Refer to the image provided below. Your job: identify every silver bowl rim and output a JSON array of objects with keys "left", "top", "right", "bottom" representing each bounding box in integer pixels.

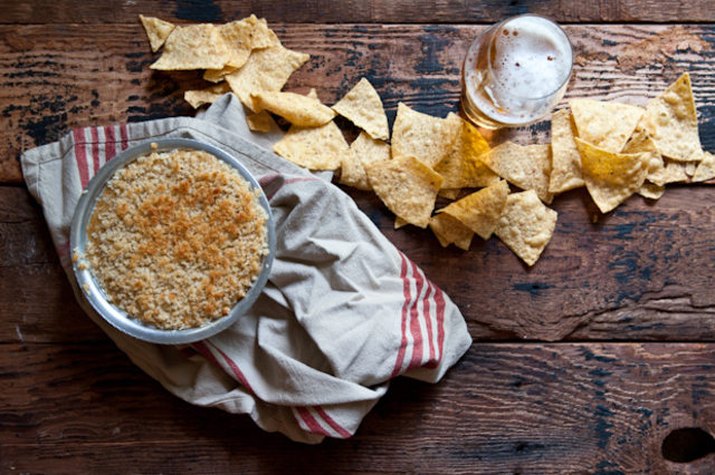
[{"left": 69, "top": 138, "right": 276, "bottom": 345}]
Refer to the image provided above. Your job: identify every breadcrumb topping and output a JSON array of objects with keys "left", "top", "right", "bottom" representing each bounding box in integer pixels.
[{"left": 86, "top": 149, "right": 268, "bottom": 330}]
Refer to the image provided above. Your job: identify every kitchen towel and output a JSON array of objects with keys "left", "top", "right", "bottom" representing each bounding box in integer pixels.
[{"left": 20, "top": 93, "right": 472, "bottom": 443}]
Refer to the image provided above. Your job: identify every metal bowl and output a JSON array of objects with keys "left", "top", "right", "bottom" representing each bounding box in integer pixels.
[{"left": 69, "top": 138, "right": 276, "bottom": 345}]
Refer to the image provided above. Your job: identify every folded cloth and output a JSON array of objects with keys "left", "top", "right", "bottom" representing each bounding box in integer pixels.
[{"left": 20, "top": 94, "right": 472, "bottom": 443}]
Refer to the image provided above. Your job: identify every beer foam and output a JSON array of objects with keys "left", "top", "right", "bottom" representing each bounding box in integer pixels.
[
  {"left": 492, "top": 16, "right": 571, "bottom": 99},
  {"left": 463, "top": 15, "right": 572, "bottom": 126}
]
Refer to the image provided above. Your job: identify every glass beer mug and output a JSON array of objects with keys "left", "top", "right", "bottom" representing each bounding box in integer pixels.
[{"left": 461, "top": 14, "right": 574, "bottom": 129}]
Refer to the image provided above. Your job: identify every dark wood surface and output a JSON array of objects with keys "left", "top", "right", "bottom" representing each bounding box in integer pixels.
[{"left": 1, "top": 1, "right": 715, "bottom": 473}]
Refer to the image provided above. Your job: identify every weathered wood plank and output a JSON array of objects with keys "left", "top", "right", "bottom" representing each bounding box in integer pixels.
[
  {"left": 0, "top": 0, "right": 714, "bottom": 24},
  {"left": 1, "top": 24, "right": 713, "bottom": 184},
  {"left": 0, "top": 187, "right": 105, "bottom": 344},
  {"left": 3, "top": 172, "right": 715, "bottom": 344},
  {"left": 1, "top": 341, "right": 714, "bottom": 473}
]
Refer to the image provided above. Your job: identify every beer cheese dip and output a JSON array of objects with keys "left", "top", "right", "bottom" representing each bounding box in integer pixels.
[{"left": 85, "top": 147, "right": 268, "bottom": 330}]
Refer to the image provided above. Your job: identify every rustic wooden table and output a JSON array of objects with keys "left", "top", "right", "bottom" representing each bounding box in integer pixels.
[{"left": 2, "top": 1, "right": 715, "bottom": 473}]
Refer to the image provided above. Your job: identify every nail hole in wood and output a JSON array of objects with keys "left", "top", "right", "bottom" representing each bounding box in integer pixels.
[{"left": 662, "top": 428, "right": 715, "bottom": 463}]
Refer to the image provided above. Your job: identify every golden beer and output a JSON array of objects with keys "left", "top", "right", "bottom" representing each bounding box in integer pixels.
[{"left": 461, "top": 15, "right": 573, "bottom": 129}]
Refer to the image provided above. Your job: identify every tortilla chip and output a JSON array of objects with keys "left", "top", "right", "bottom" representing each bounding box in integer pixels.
[
  {"left": 203, "top": 66, "right": 238, "bottom": 83},
  {"left": 438, "top": 188, "right": 461, "bottom": 200},
  {"left": 217, "top": 25, "right": 252, "bottom": 69},
  {"left": 570, "top": 99, "right": 644, "bottom": 152},
  {"left": 391, "top": 103, "right": 460, "bottom": 168},
  {"left": 251, "top": 91, "right": 335, "bottom": 127},
  {"left": 575, "top": 137, "right": 648, "bottom": 213},
  {"left": 184, "top": 82, "right": 231, "bottom": 109},
  {"left": 638, "top": 182, "right": 666, "bottom": 200},
  {"left": 246, "top": 110, "right": 279, "bottom": 133},
  {"left": 364, "top": 155, "right": 444, "bottom": 228},
  {"left": 693, "top": 151, "right": 715, "bottom": 182},
  {"left": 481, "top": 141, "right": 553, "bottom": 203},
  {"left": 339, "top": 131, "right": 390, "bottom": 190},
  {"left": 273, "top": 121, "right": 347, "bottom": 171},
  {"left": 622, "top": 127, "right": 665, "bottom": 186},
  {"left": 495, "top": 190, "right": 558, "bottom": 267},
  {"left": 650, "top": 159, "right": 691, "bottom": 184},
  {"left": 219, "top": 15, "right": 278, "bottom": 69},
  {"left": 685, "top": 161, "right": 699, "bottom": 176},
  {"left": 435, "top": 114, "right": 498, "bottom": 189},
  {"left": 139, "top": 15, "right": 176, "bottom": 52},
  {"left": 307, "top": 88, "right": 319, "bottom": 100},
  {"left": 429, "top": 213, "right": 473, "bottom": 251},
  {"left": 549, "top": 109, "right": 584, "bottom": 194},
  {"left": 439, "top": 180, "right": 510, "bottom": 240},
  {"left": 225, "top": 43, "right": 310, "bottom": 111},
  {"left": 394, "top": 217, "right": 409, "bottom": 229},
  {"left": 640, "top": 73, "right": 701, "bottom": 161},
  {"left": 332, "top": 78, "right": 389, "bottom": 141},
  {"left": 150, "top": 24, "right": 231, "bottom": 70}
]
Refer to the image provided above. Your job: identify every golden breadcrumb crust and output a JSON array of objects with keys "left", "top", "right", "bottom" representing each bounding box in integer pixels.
[{"left": 86, "top": 149, "right": 267, "bottom": 330}]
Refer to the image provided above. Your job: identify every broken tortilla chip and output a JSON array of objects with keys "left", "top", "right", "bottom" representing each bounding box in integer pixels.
[
  {"left": 435, "top": 114, "right": 498, "bottom": 190},
  {"left": 640, "top": 73, "right": 701, "bottom": 161},
  {"left": 339, "top": 131, "right": 390, "bottom": 190},
  {"left": 649, "top": 159, "right": 691, "bottom": 184},
  {"left": 273, "top": 121, "right": 347, "bottom": 171},
  {"left": 438, "top": 188, "right": 462, "bottom": 200},
  {"left": 549, "top": 109, "right": 584, "bottom": 194},
  {"left": 219, "top": 15, "right": 277, "bottom": 69},
  {"left": 391, "top": 103, "right": 460, "bottom": 168},
  {"left": 575, "top": 137, "right": 649, "bottom": 213},
  {"left": 685, "top": 160, "right": 699, "bottom": 177},
  {"left": 693, "top": 151, "right": 715, "bottom": 182},
  {"left": 332, "top": 78, "right": 389, "bottom": 141},
  {"left": 429, "top": 213, "right": 473, "bottom": 251},
  {"left": 495, "top": 190, "right": 558, "bottom": 267},
  {"left": 139, "top": 15, "right": 176, "bottom": 53},
  {"left": 394, "top": 217, "right": 409, "bottom": 229},
  {"left": 638, "top": 182, "right": 666, "bottom": 200},
  {"left": 251, "top": 91, "right": 335, "bottom": 127},
  {"left": 203, "top": 66, "right": 238, "bottom": 83},
  {"left": 225, "top": 43, "right": 310, "bottom": 111},
  {"left": 622, "top": 127, "right": 665, "bottom": 186},
  {"left": 184, "top": 82, "right": 231, "bottom": 109},
  {"left": 481, "top": 141, "right": 553, "bottom": 203},
  {"left": 246, "top": 110, "right": 279, "bottom": 133},
  {"left": 364, "top": 155, "right": 444, "bottom": 228},
  {"left": 439, "top": 179, "right": 510, "bottom": 240},
  {"left": 150, "top": 23, "right": 231, "bottom": 70},
  {"left": 570, "top": 99, "right": 644, "bottom": 152}
]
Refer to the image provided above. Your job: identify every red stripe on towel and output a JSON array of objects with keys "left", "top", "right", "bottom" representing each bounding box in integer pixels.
[
  {"left": 296, "top": 407, "right": 330, "bottom": 436},
  {"left": 390, "top": 253, "right": 410, "bottom": 378},
  {"left": 434, "top": 287, "right": 446, "bottom": 363},
  {"left": 72, "top": 128, "right": 90, "bottom": 189},
  {"left": 314, "top": 406, "right": 351, "bottom": 439},
  {"left": 119, "top": 123, "right": 129, "bottom": 150},
  {"left": 104, "top": 125, "right": 117, "bottom": 161},
  {"left": 422, "top": 277, "right": 437, "bottom": 366},
  {"left": 407, "top": 260, "right": 425, "bottom": 370},
  {"left": 90, "top": 127, "right": 100, "bottom": 176},
  {"left": 202, "top": 341, "right": 255, "bottom": 394}
]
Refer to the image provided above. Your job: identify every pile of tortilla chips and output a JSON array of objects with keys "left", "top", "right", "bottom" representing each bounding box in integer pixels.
[
  {"left": 563, "top": 72, "right": 713, "bottom": 214},
  {"left": 140, "top": 14, "right": 311, "bottom": 128},
  {"left": 140, "top": 17, "right": 711, "bottom": 266}
]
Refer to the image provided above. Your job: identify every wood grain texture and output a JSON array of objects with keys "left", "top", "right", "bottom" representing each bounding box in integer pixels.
[
  {"left": 0, "top": 0, "right": 714, "bottom": 24},
  {"left": 3, "top": 180, "right": 715, "bottom": 343},
  {"left": 1, "top": 24, "right": 714, "bottom": 184},
  {"left": 0, "top": 187, "right": 104, "bottom": 344},
  {"left": 2, "top": 341, "right": 715, "bottom": 473}
]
